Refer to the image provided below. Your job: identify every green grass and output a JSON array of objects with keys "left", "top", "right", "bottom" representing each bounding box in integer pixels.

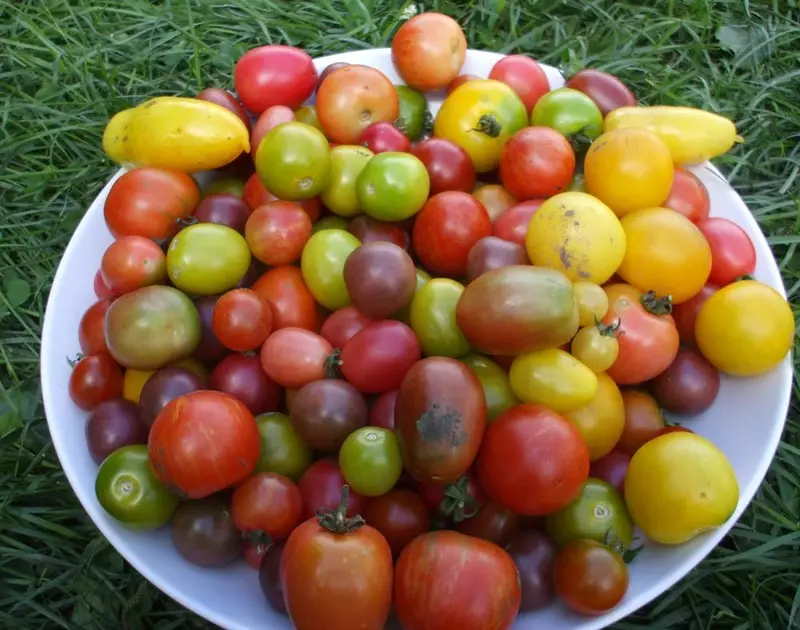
[{"left": 1, "top": 0, "right": 798, "bottom": 628}]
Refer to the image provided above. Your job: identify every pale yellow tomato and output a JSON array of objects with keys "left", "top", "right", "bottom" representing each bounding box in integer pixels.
[
  {"left": 102, "top": 108, "right": 136, "bottom": 164},
  {"left": 509, "top": 348, "right": 599, "bottom": 413},
  {"left": 566, "top": 373, "right": 625, "bottom": 461},
  {"left": 571, "top": 325, "right": 619, "bottom": 373},
  {"left": 573, "top": 281, "right": 609, "bottom": 327}
]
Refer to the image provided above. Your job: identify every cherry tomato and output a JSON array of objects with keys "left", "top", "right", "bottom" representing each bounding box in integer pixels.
[
  {"left": 363, "top": 489, "right": 430, "bottom": 557},
  {"left": 359, "top": 122, "right": 411, "bottom": 154},
  {"left": 565, "top": 372, "right": 625, "bottom": 461},
  {"left": 234, "top": 45, "right": 317, "bottom": 114},
  {"left": 251, "top": 265, "right": 320, "bottom": 332},
  {"left": 651, "top": 346, "right": 720, "bottom": 415},
  {"left": 492, "top": 199, "right": 543, "bottom": 246},
  {"left": 394, "top": 85, "right": 428, "bottom": 141},
  {"left": 297, "top": 459, "right": 367, "bottom": 521},
  {"left": 410, "top": 278, "right": 470, "bottom": 358},
  {"left": 500, "top": 126, "right": 575, "bottom": 200},
  {"left": 697, "top": 217, "right": 757, "bottom": 286},
  {"left": 93, "top": 269, "right": 116, "bottom": 301},
  {"left": 553, "top": 539, "right": 629, "bottom": 615},
  {"left": 210, "top": 354, "right": 281, "bottom": 416},
  {"left": 671, "top": 283, "right": 718, "bottom": 346},
  {"left": 573, "top": 281, "right": 609, "bottom": 327},
  {"left": 100, "top": 236, "right": 167, "bottom": 295},
  {"left": 531, "top": 88, "right": 604, "bottom": 142},
  {"left": 232, "top": 472, "right": 303, "bottom": 541},
  {"left": 343, "top": 242, "right": 416, "bottom": 319},
  {"left": 252, "top": 105, "right": 296, "bottom": 157},
  {"left": 210, "top": 288, "right": 272, "bottom": 352},
  {"left": 663, "top": 166, "right": 710, "bottom": 223},
  {"left": 465, "top": 236, "right": 529, "bottom": 282},
  {"left": 321, "top": 145, "right": 374, "bottom": 217},
  {"left": 258, "top": 542, "right": 286, "bottom": 611},
  {"left": 566, "top": 69, "right": 637, "bottom": 116},
  {"left": 194, "top": 194, "right": 251, "bottom": 234},
  {"left": 589, "top": 449, "right": 630, "bottom": 495},
  {"left": 86, "top": 398, "right": 149, "bottom": 464},
  {"left": 320, "top": 306, "right": 372, "bottom": 348},
  {"left": 369, "top": 389, "right": 399, "bottom": 431},
  {"left": 456, "top": 499, "right": 521, "bottom": 546},
  {"left": 196, "top": 87, "right": 251, "bottom": 131},
  {"left": 356, "top": 151, "right": 430, "bottom": 222},
  {"left": 139, "top": 366, "right": 204, "bottom": 426},
  {"left": 570, "top": 321, "right": 620, "bottom": 373},
  {"left": 460, "top": 354, "right": 520, "bottom": 422},
  {"left": 242, "top": 173, "right": 321, "bottom": 222},
  {"left": 472, "top": 184, "right": 518, "bottom": 222},
  {"left": 69, "top": 354, "right": 124, "bottom": 411},
  {"left": 318, "top": 62, "right": 349, "bottom": 87},
  {"left": 79, "top": 299, "right": 111, "bottom": 356},
  {"left": 618, "top": 389, "right": 665, "bottom": 455},
  {"left": 411, "top": 137, "right": 475, "bottom": 195},
  {"left": 340, "top": 426, "right": 403, "bottom": 497},
  {"left": 506, "top": 530, "right": 558, "bottom": 611},
  {"left": 245, "top": 200, "right": 312, "bottom": 266},
  {"left": 348, "top": 214, "right": 411, "bottom": 251},
  {"left": 260, "top": 327, "right": 333, "bottom": 389},
  {"left": 489, "top": 55, "right": 550, "bottom": 113},
  {"left": 510, "top": 348, "right": 599, "bottom": 413},
  {"left": 301, "top": 229, "right": 362, "bottom": 310}
]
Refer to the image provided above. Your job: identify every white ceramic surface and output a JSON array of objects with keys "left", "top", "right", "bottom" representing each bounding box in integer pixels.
[{"left": 41, "top": 48, "right": 793, "bottom": 630}]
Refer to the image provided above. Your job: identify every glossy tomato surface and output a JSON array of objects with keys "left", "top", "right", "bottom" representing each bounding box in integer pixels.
[
  {"left": 234, "top": 45, "right": 317, "bottom": 113},
  {"left": 499, "top": 126, "right": 575, "bottom": 200}
]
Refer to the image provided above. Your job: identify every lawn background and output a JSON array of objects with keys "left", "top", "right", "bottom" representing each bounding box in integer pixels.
[{"left": 1, "top": 0, "right": 798, "bottom": 628}]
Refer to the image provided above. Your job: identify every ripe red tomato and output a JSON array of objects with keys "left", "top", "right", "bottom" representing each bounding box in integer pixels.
[
  {"left": 196, "top": 87, "right": 251, "bottom": 131},
  {"left": 697, "top": 217, "right": 756, "bottom": 286},
  {"left": 100, "top": 236, "right": 166, "bottom": 295},
  {"left": 251, "top": 105, "right": 296, "bottom": 157},
  {"left": 663, "top": 166, "right": 710, "bottom": 223},
  {"left": 411, "top": 138, "right": 476, "bottom": 195},
  {"left": 251, "top": 265, "right": 320, "bottom": 331},
  {"left": 360, "top": 122, "right": 411, "bottom": 154},
  {"left": 79, "top": 299, "right": 111, "bottom": 356},
  {"left": 348, "top": 215, "right": 411, "bottom": 251},
  {"left": 457, "top": 499, "right": 521, "bottom": 546},
  {"left": 672, "top": 283, "right": 718, "bottom": 346},
  {"left": 260, "top": 327, "right": 333, "bottom": 388},
  {"left": 553, "top": 539, "right": 629, "bottom": 615},
  {"left": 477, "top": 403, "right": 589, "bottom": 516},
  {"left": 499, "top": 127, "right": 575, "bottom": 200},
  {"left": 234, "top": 45, "right": 317, "bottom": 114},
  {"left": 211, "top": 288, "right": 272, "bottom": 352},
  {"left": 363, "top": 489, "right": 430, "bottom": 557},
  {"left": 245, "top": 201, "right": 312, "bottom": 266},
  {"left": 412, "top": 191, "right": 492, "bottom": 277},
  {"left": 339, "top": 320, "right": 421, "bottom": 394},
  {"left": 93, "top": 269, "right": 116, "bottom": 301},
  {"left": 320, "top": 306, "right": 372, "bottom": 348},
  {"left": 69, "top": 354, "right": 123, "bottom": 411},
  {"left": 394, "top": 530, "right": 521, "bottom": 630},
  {"left": 489, "top": 55, "right": 550, "bottom": 113},
  {"left": 104, "top": 168, "right": 199, "bottom": 240},
  {"left": 243, "top": 173, "right": 321, "bottom": 222},
  {"left": 148, "top": 391, "right": 261, "bottom": 498},
  {"left": 417, "top": 470, "right": 486, "bottom": 523},
  {"left": 492, "top": 199, "right": 544, "bottom": 246},
  {"left": 297, "top": 459, "right": 367, "bottom": 521},
  {"left": 603, "top": 284, "right": 680, "bottom": 385},
  {"left": 232, "top": 473, "right": 303, "bottom": 541},
  {"left": 369, "top": 389, "right": 399, "bottom": 431}
]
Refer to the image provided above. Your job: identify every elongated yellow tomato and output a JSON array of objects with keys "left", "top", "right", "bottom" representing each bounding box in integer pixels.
[
  {"left": 695, "top": 280, "right": 794, "bottom": 376},
  {"left": 625, "top": 432, "right": 739, "bottom": 544},
  {"left": 434, "top": 79, "right": 528, "bottom": 173},
  {"left": 566, "top": 373, "right": 624, "bottom": 460},
  {"left": 122, "top": 97, "right": 250, "bottom": 172},
  {"left": 102, "top": 108, "right": 137, "bottom": 164},
  {"left": 526, "top": 192, "right": 626, "bottom": 284},
  {"left": 509, "top": 348, "right": 598, "bottom": 413},
  {"left": 604, "top": 106, "right": 740, "bottom": 165}
]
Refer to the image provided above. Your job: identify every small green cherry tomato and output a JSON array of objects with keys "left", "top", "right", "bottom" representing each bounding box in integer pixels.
[
  {"left": 459, "top": 354, "right": 519, "bottom": 422},
  {"left": 395, "top": 267, "right": 432, "bottom": 324},
  {"left": 410, "top": 278, "right": 471, "bottom": 358},
  {"left": 300, "top": 228, "right": 361, "bottom": 310},
  {"left": 531, "top": 88, "right": 604, "bottom": 141},
  {"left": 339, "top": 427, "right": 403, "bottom": 497},
  {"left": 356, "top": 152, "right": 430, "bottom": 222},
  {"left": 255, "top": 412, "right": 313, "bottom": 481},
  {"left": 255, "top": 121, "right": 331, "bottom": 200},
  {"left": 95, "top": 445, "right": 178, "bottom": 530},
  {"left": 321, "top": 145, "right": 374, "bottom": 217},
  {"left": 394, "top": 85, "right": 428, "bottom": 141},
  {"left": 167, "top": 223, "right": 251, "bottom": 295},
  {"left": 312, "top": 216, "right": 350, "bottom": 234}
]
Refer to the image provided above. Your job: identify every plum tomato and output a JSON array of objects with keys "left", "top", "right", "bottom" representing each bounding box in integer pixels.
[
  {"left": 391, "top": 13, "right": 467, "bottom": 92},
  {"left": 478, "top": 403, "right": 589, "bottom": 516},
  {"left": 211, "top": 288, "right": 272, "bottom": 352},
  {"left": 100, "top": 235, "right": 167, "bottom": 295},
  {"left": 356, "top": 151, "right": 430, "bottom": 222},
  {"left": 411, "top": 137, "right": 476, "bottom": 195},
  {"left": 243, "top": 172, "right": 322, "bottom": 221},
  {"left": 394, "top": 85, "right": 428, "bottom": 141},
  {"left": 289, "top": 379, "right": 368, "bottom": 452},
  {"left": 553, "top": 539, "right": 629, "bottom": 616},
  {"left": 359, "top": 121, "right": 411, "bottom": 154},
  {"left": 489, "top": 55, "right": 550, "bottom": 113},
  {"left": 209, "top": 354, "right": 281, "bottom": 416},
  {"left": 194, "top": 194, "right": 251, "bottom": 234},
  {"left": 492, "top": 199, "right": 543, "bottom": 246},
  {"left": 258, "top": 541, "right": 287, "bottom": 613},
  {"left": 148, "top": 390, "right": 261, "bottom": 498},
  {"left": 234, "top": 45, "right": 317, "bottom": 114},
  {"left": 171, "top": 493, "right": 244, "bottom": 568},
  {"left": 340, "top": 426, "right": 403, "bottom": 497},
  {"left": 465, "top": 236, "right": 529, "bottom": 282},
  {"left": 663, "top": 165, "right": 710, "bottom": 223},
  {"left": 500, "top": 127, "right": 575, "bottom": 200},
  {"left": 566, "top": 69, "right": 637, "bottom": 116},
  {"left": 369, "top": 389, "right": 399, "bottom": 431},
  {"left": 320, "top": 305, "right": 372, "bottom": 348},
  {"left": 697, "top": 217, "right": 757, "bottom": 286},
  {"left": 510, "top": 348, "right": 599, "bottom": 413},
  {"left": 362, "top": 488, "right": 430, "bottom": 557},
  {"left": 617, "top": 389, "right": 665, "bottom": 455},
  {"left": 251, "top": 266, "right": 320, "bottom": 332},
  {"left": 672, "top": 283, "right": 718, "bottom": 346},
  {"left": 564, "top": 372, "right": 625, "bottom": 461},
  {"left": 297, "top": 459, "right": 367, "bottom": 521},
  {"left": 320, "top": 145, "right": 374, "bottom": 217},
  {"left": 301, "top": 228, "right": 361, "bottom": 310},
  {"left": 252, "top": 105, "right": 296, "bottom": 157},
  {"left": 245, "top": 201, "right": 312, "bottom": 265},
  {"left": 196, "top": 87, "right": 251, "bottom": 131},
  {"left": 506, "top": 530, "right": 558, "bottom": 611},
  {"left": 456, "top": 499, "right": 521, "bottom": 546},
  {"left": 531, "top": 88, "right": 604, "bottom": 142},
  {"left": 460, "top": 353, "right": 519, "bottom": 423},
  {"left": 589, "top": 449, "right": 630, "bottom": 495},
  {"left": 472, "top": 183, "right": 518, "bottom": 222},
  {"left": 410, "top": 278, "right": 470, "bottom": 358},
  {"left": 231, "top": 472, "right": 303, "bottom": 542},
  {"left": 412, "top": 191, "right": 492, "bottom": 277},
  {"left": 139, "top": 366, "right": 204, "bottom": 426},
  {"left": 343, "top": 242, "right": 416, "bottom": 318},
  {"left": 255, "top": 412, "right": 313, "bottom": 481},
  {"left": 79, "top": 299, "right": 111, "bottom": 356},
  {"left": 69, "top": 354, "right": 124, "bottom": 411},
  {"left": 86, "top": 398, "right": 149, "bottom": 464},
  {"left": 650, "top": 346, "right": 720, "bottom": 415},
  {"left": 260, "top": 327, "right": 333, "bottom": 389}
]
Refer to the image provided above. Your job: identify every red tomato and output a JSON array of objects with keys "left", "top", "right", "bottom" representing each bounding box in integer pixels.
[
  {"left": 566, "top": 69, "right": 637, "bottom": 116},
  {"left": 416, "top": 470, "right": 486, "bottom": 523},
  {"left": 232, "top": 473, "right": 303, "bottom": 540},
  {"left": 477, "top": 403, "right": 589, "bottom": 516},
  {"left": 348, "top": 215, "right": 410, "bottom": 251},
  {"left": 245, "top": 201, "right": 312, "bottom": 266},
  {"left": 79, "top": 299, "right": 111, "bottom": 356},
  {"left": 260, "top": 327, "right": 333, "bottom": 388},
  {"left": 69, "top": 354, "right": 123, "bottom": 411},
  {"left": 457, "top": 499, "right": 521, "bottom": 546},
  {"left": 411, "top": 138, "right": 476, "bottom": 195},
  {"left": 104, "top": 168, "right": 199, "bottom": 240},
  {"left": 489, "top": 55, "right": 550, "bottom": 113},
  {"left": 663, "top": 166, "right": 710, "bottom": 223},
  {"left": 369, "top": 389, "right": 399, "bottom": 431},
  {"left": 196, "top": 87, "right": 251, "bottom": 131},
  {"left": 251, "top": 105, "right": 296, "bottom": 157},
  {"left": 93, "top": 269, "right": 116, "bottom": 301},
  {"left": 234, "top": 45, "right": 317, "bottom": 114},
  {"left": 672, "top": 283, "right": 718, "bottom": 346},
  {"left": 363, "top": 489, "right": 430, "bottom": 557},
  {"left": 297, "top": 459, "right": 367, "bottom": 521},
  {"left": 148, "top": 390, "right": 261, "bottom": 498},
  {"left": 446, "top": 73, "right": 481, "bottom": 95},
  {"left": 211, "top": 288, "right": 272, "bottom": 352},
  {"left": 360, "top": 122, "right": 411, "bottom": 154},
  {"left": 499, "top": 127, "right": 575, "bottom": 200},
  {"left": 492, "top": 199, "right": 543, "bottom": 246},
  {"left": 320, "top": 305, "right": 372, "bottom": 348},
  {"left": 391, "top": 13, "right": 467, "bottom": 92},
  {"left": 697, "top": 217, "right": 756, "bottom": 286},
  {"left": 243, "top": 173, "right": 321, "bottom": 222},
  {"left": 394, "top": 530, "right": 521, "bottom": 630},
  {"left": 251, "top": 265, "right": 320, "bottom": 331},
  {"left": 209, "top": 353, "right": 281, "bottom": 415},
  {"left": 412, "top": 191, "right": 492, "bottom": 277},
  {"left": 603, "top": 284, "right": 680, "bottom": 385},
  {"left": 100, "top": 236, "right": 167, "bottom": 295},
  {"left": 340, "top": 320, "right": 421, "bottom": 394}
]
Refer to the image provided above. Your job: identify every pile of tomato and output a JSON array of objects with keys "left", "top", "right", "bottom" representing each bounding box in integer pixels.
[{"left": 68, "top": 10, "right": 795, "bottom": 630}]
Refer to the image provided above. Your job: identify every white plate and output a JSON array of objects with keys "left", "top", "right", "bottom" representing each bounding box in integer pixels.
[{"left": 41, "top": 48, "right": 792, "bottom": 630}]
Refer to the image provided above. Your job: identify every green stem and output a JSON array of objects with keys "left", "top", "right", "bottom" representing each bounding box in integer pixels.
[
  {"left": 471, "top": 114, "right": 502, "bottom": 138},
  {"left": 641, "top": 290, "right": 673, "bottom": 315},
  {"left": 317, "top": 485, "right": 365, "bottom": 534}
]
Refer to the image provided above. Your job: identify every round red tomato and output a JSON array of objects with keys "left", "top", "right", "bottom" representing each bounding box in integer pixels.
[
  {"left": 69, "top": 354, "right": 123, "bottom": 411},
  {"left": 697, "top": 217, "right": 756, "bottom": 286},
  {"left": 363, "top": 489, "right": 430, "bottom": 557},
  {"left": 211, "top": 288, "right": 273, "bottom": 352},
  {"left": 663, "top": 166, "right": 710, "bottom": 223},
  {"left": 297, "top": 459, "right": 367, "bottom": 521},
  {"left": 245, "top": 200, "right": 312, "bottom": 266},
  {"left": 148, "top": 390, "right": 261, "bottom": 498},
  {"left": 412, "top": 191, "right": 492, "bottom": 277},
  {"left": 489, "top": 55, "right": 550, "bottom": 113},
  {"left": 251, "top": 265, "right": 320, "bottom": 331},
  {"left": 672, "top": 283, "right": 718, "bottom": 346},
  {"left": 416, "top": 470, "right": 486, "bottom": 523},
  {"left": 394, "top": 530, "right": 521, "bottom": 630},
  {"left": 101, "top": 236, "right": 167, "bottom": 295},
  {"left": 456, "top": 499, "right": 521, "bottom": 546},
  {"left": 104, "top": 168, "right": 199, "bottom": 240},
  {"left": 499, "top": 127, "right": 575, "bottom": 200},
  {"left": 492, "top": 199, "right": 544, "bottom": 246},
  {"left": 93, "top": 269, "right": 116, "bottom": 301},
  {"left": 477, "top": 403, "right": 589, "bottom": 516},
  {"left": 251, "top": 105, "right": 296, "bottom": 157},
  {"left": 553, "top": 539, "right": 629, "bottom": 616},
  {"left": 242, "top": 173, "right": 321, "bottom": 222},
  {"left": 232, "top": 472, "right": 303, "bottom": 541},
  {"left": 234, "top": 45, "right": 316, "bottom": 114},
  {"left": 360, "top": 122, "right": 411, "bottom": 154},
  {"left": 320, "top": 306, "right": 372, "bottom": 348},
  {"left": 260, "top": 327, "right": 333, "bottom": 389},
  {"left": 79, "top": 299, "right": 111, "bottom": 356},
  {"left": 411, "top": 138, "right": 476, "bottom": 195}
]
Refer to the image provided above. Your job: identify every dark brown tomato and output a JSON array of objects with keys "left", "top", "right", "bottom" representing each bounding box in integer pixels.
[
  {"left": 566, "top": 69, "right": 637, "bottom": 116},
  {"left": 194, "top": 194, "right": 251, "bottom": 234},
  {"left": 465, "top": 236, "right": 529, "bottom": 282},
  {"left": 506, "top": 529, "right": 558, "bottom": 611},
  {"left": 343, "top": 242, "right": 416, "bottom": 319},
  {"left": 139, "top": 366, "right": 205, "bottom": 426},
  {"left": 79, "top": 299, "right": 111, "bottom": 356},
  {"left": 456, "top": 499, "right": 520, "bottom": 546},
  {"left": 553, "top": 539, "right": 629, "bottom": 615},
  {"left": 258, "top": 542, "right": 287, "bottom": 614},
  {"left": 348, "top": 215, "right": 410, "bottom": 251},
  {"left": 209, "top": 353, "right": 281, "bottom": 416},
  {"left": 411, "top": 137, "right": 476, "bottom": 195},
  {"left": 395, "top": 357, "right": 487, "bottom": 484},
  {"left": 492, "top": 199, "right": 544, "bottom": 247},
  {"left": 320, "top": 305, "right": 372, "bottom": 348},
  {"left": 650, "top": 346, "right": 720, "bottom": 416},
  {"left": 171, "top": 493, "right": 244, "bottom": 567},
  {"left": 192, "top": 296, "right": 230, "bottom": 365},
  {"left": 618, "top": 389, "right": 665, "bottom": 455},
  {"left": 289, "top": 379, "right": 368, "bottom": 451},
  {"left": 369, "top": 389, "right": 399, "bottom": 431},
  {"left": 196, "top": 87, "right": 251, "bottom": 131},
  {"left": 86, "top": 398, "right": 149, "bottom": 464},
  {"left": 362, "top": 489, "right": 430, "bottom": 557},
  {"left": 589, "top": 449, "right": 630, "bottom": 495}
]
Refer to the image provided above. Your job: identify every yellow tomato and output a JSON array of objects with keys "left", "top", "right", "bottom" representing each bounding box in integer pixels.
[
  {"left": 573, "top": 281, "right": 609, "bottom": 327},
  {"left": 526, "top": 192, "right": 626, "bottom": 284},
  {"left": 584, "top": 129, "right": 674, "bottom": 216},
  {"left": 509, "top": 348, "right": 599, "bottom": 413},
  {"left": 122, "top": 358, "right": 208, "bottom": 404},
  {"left": 625, "top": 432, "right": 739, "bottom": 544},
  {"left": 571, "top": 324, "right": 619, "bottom": 373},
  {"left": 433, "top": 79, "right": 528, "bottom": 173},
  {"left": 102, "top": 108, "right": 137, "bottom": 164},
  {"left": 617, "top": 207, "right": 712, "bottom": 304},
  {"left": 566, "top": 373, "right": 625, "bottom": 460},
  {"left": 695, "top": 280, "right": 794, "bottom": 376}
]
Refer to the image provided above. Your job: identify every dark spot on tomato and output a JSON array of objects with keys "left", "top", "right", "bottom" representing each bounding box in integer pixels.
[
  {"left": 564, "top": 210, "right": 575, "bottom": 217},
  {"left": 416, "top": 404, "right": 467, "bottom": 447}
]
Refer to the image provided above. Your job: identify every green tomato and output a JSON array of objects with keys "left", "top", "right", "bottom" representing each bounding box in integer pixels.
[
  {"left": 300, "top": 228, "right": 361, "bottom": 310},
  {"left": 545, "top": 478, "right": 634, "bottom": 551},
  {"left": 255, "top": 412, "right": 313, "bottom": 481},
  {"left": 203, "top": 176, "right": 244, "bottom": 198},
  {"left": 459, "top": 354, "right": 519, "bottom": 423},
  {"left": 294, "top": 105, "right": 324, "bottom": 132},
  {"left": 410, "top": 278, "right": 470, "bottom": 358},
  {"left": 255, "top": 121, "right": 331, "bottom": 200},
  {"left": 394, "top": 85, "right": 428, "bottom": 141},
  {"left": 321, "top": 145, "right": 374, "bottom": 217},
  {"left": 531, "top": 88, "right": 604, "bottom": 140},
  {"left": 312, "top": 215, "right": 350, "bottom": 234},
  {"left": 395, "top": 267, "right": 432, "bottom": 324},
  {"left": 167, "top": 223, "right": 251, "bottom": 295},
  {"left": 95, "top": 445, "right": 178, "bottom": 530},
  {"left": 356, "top": 152, "right": 430, "bottom": 222},
  {"left": 339, "top": 427, "right": 403, "bottom": 497}
]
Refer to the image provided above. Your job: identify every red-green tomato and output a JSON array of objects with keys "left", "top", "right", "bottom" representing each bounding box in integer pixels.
[
  {"left": 339, "top": 427, "right": 403, "bottom": 497},
  {"left": 356, "top": 152, "right": 430, "bottom": 221},
  {"left": 300, "top": 229, "right": 361, "bottom": 310},
  {"left": 321, "top": 145, "right": 374, "bottom": 217}
]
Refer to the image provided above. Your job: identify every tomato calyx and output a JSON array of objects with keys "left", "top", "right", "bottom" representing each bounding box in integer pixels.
[
  {"left": 569, "top": 131, "right": 594, "bottom": 157},
  {"left": 317, "top": 484, "right": 365, "bottom": 534},
  {"left": 394, "top": 117, "right": 409, "bottom": 136},
  {"left": 641, "top": 290, "right": 673, "bottom": 315},
  {"left": 245, "top": 529, "right": 275, "bottom": 554},
  {"left": 422, "top": 110, "right": 434, "bottom": 138},
  {"left": 471, "top": 114, "right": 502, "bottom": 138},
  {"left": 595, "top": 316, "right": 623, "bottom": 338},
  {"left": 735, "top": 274, "right": 755, "bottom": 282},
  {"left": 437, "top": 475, "right": 481, "bottom": 524},
  {"left": 324, "top": 348, "right": 343, "bottom": 378},
  {"left": 67, "top": 353, "right": 85, "bottom": 368}
]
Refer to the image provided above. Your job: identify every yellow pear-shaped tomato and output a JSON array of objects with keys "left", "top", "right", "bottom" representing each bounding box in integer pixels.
[
  {"left": 565, "top": 372, "right": 625, "bottom": 460},
  {"left": 509, "top": 348, "right": 599, "bottom": 413},
  {"left": 102, "top": 108, "right": 137, "bottom": 164}
]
